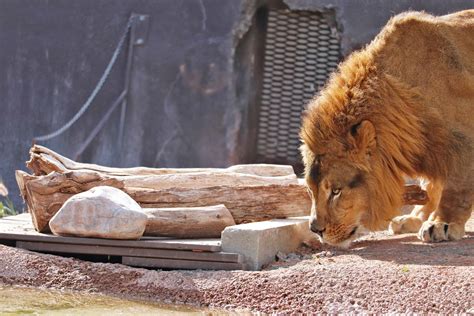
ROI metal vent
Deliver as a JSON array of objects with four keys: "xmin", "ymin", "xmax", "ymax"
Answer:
[{"xmin": 257, "ymin": 10, "xmax": 340, "ymax": 164}]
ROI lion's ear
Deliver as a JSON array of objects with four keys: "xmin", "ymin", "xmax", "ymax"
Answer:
[{"xmin": 350, "ymin": 120, "xmax": 376, "ymax": 154}]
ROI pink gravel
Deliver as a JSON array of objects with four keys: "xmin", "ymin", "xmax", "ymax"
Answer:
[{"xmin": 0, "ymin": 216, "xmax": 472, "ymax": 314}]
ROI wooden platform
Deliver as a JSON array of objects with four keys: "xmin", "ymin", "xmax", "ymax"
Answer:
[{"xmin": 0, "ymin": 214, "xmax": 244, "ymax": 270}]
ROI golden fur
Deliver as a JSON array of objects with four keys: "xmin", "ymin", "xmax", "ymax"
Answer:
[{"xmin": 300, "ymin": 10, "xmax": 474, "ymax": 246}]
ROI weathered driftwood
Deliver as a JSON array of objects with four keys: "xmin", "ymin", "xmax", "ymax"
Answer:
[
  {"xmin": 126, "ymin": 183, "xmax": 311, "ymax": 223},
  {"xmin": 27, "ymin": 145, "xmax": 295, "ymax": 177},
  {"xmin": 27, "ymin": 145, "xmax": 298, "ymax": 190},
  {"xmin": 120, "ymin": 172, "xmax": 297, "ymax": 190},
  {"xmin": 403, "ymin": 184, "xmax": 429, "ymax": 205},
  {"xmin": 143, "ymin": 204, "xmax": 235, "ymax": 238},
  {"xmin": 16, "ymin": 169, "xmax": 310, "ymax": 233}
]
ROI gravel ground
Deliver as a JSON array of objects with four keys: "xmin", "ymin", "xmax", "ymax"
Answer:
[{"xmin": 0, "ymin": 216, "xmax": 472, "ymax": 314}]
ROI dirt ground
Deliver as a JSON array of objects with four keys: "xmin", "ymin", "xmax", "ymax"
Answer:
[{"xmin": 0, "ymin": 216, "xmax": 472, "ymax": 314}]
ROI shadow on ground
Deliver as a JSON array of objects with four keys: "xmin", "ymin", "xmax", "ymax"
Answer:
[
  {"xmin": 347, "ymin": 232, "xmax": 474, "ymax": 267},
  {"xmin": 270, "ymin": 229, "xmax": 473, "ymax": 269}
]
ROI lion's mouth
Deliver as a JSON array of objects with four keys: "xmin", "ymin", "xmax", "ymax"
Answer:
[
  {"xmin": 349, "ymin": 226, "xmax": 358, "ymax": 237},
  {"xmin": 321, "ymin": 226, "xmax": 360, "ymax": 248}
]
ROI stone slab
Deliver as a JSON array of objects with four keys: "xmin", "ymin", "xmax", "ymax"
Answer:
[{"xmin": 221, "ymin": 216, "xmax": 314, "ymax": 270}]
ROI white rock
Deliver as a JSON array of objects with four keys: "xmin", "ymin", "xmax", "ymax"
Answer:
[{"xmin": 49, "ymin": 186, "xmax": 147, "ymax": 239}]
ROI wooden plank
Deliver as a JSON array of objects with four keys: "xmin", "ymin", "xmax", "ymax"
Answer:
[
  {"xmin": 16, "ymin": 241, "xmax": 241, "ymax": 263},
  {"xmin": 122, "ymin": 256, "xmax": 245, "ymax": 271},
  {"xmin": 0, "ymin": 214, "xmax": 222, "ymax": 252},
  {"xmin": 3, "ymin": 214, "xmax": 245, "ymax": 270},
  {"xmin": 2, "ymin": 233, "xmax": 222, "ymax": 251},
  {"xmin": 0, "ymin": 239, "xmax": 16, "ymax": 247}
]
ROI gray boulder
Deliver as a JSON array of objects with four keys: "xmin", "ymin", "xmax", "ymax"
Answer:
[{"xmin": 49, "ymin": 186, "xmax": 147, "ymax": 239}]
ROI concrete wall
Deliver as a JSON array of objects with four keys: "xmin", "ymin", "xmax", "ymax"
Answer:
[
  {"xmin": 1, "ymin": 0, "xmax": 253, "ymax": 208},
  {"xmin": 285, "ymin": 0, "xmax": 474, "ymax": 55},
  {"xmin": 1, "ymin": 0, "xmax": 473, "ymax": 209}
]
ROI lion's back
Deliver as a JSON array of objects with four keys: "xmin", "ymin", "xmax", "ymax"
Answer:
[{"xmin": 373, "ymin": 10, "xmax": 474, "ymax": 137}]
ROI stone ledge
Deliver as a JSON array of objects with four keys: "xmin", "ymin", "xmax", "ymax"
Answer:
[{"xmin": 221, "ymin": 216, "xmax": 314, "ymax": 270}]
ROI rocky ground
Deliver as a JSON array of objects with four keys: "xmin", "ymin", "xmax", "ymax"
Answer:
[{"xmin": 0, "ymin": 216, "xmax": 472, "ymax": 314}]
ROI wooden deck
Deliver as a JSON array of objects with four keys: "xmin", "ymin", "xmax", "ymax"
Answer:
[{"xmin": 0, "ymin": 214, "xmax": 244, "ymax": 270}]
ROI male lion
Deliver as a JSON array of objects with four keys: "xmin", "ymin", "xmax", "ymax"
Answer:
[{"xmin": 300, "ymin": 10, "xmax": 473, "ymax": 247}]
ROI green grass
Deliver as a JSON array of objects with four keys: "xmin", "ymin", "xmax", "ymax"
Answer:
[{"xmin": 0, "ymin": 198, "xmax": 16, "ymax": 218}]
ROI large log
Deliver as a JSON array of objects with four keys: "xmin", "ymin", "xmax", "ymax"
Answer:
[
  {"xmin": 126, "ymin": 182, "xmax": 311, "ymax": 223},
  {"xmin": 120, "ymin": 172, "xmax": 297, "ymax": 190},
  {"xmin": 27, "ymin": 146, "xmax": 298, "ymax": 190},
  {"xmin": 27, "ymin": 145, "xmax": 295, "ymax": 177},
  {"xmin": 403, "ymin": 184, "xmax": 429, "ymax": 205},
  {"xmin": 16, "ymin": 169, "xmax": 310, "ymax": 233},
  {"xmin": 143, "ymin": 205, "xmax": 236, "ymax": 238}
]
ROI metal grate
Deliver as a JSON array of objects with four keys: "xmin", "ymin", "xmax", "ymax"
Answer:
[{"xmin": 257, "ymin": 10, "xmax": 340, "ymax": 163}]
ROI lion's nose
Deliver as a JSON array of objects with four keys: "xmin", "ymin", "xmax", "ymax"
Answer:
[
  {"xmin": 312, "ymin": 227, "xmax": 326, "ymax": 237},
  {"xmin": 309, "ymin": 218, "xmax": 326, "ymax": 237}
]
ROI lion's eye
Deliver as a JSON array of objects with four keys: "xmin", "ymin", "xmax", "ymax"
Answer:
[{"xmin": 331, "ymin": 188, "xmax": 341, "ymax": 196}]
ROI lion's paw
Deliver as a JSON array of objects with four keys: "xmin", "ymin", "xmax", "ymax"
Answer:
[
  {"xmin": 389, "ymin": 215, "xmax": 423, "ymax": 234},
  {"xmin": 418, "ymin": 221, "xmax": 465, "ymax": 242}
]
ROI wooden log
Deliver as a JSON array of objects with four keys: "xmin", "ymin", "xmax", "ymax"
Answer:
[
  {"xmin": 403, "ymin": 184, "xmax": 429, "ymax": 205},
  {"xmin": 120, "ymin": 172, "xmax": 297, "ymax": 190},
  {"xmin": 127, "ymin": 184, "xmax": 312, "ymax": 223},
  {"xmin": 142, "ymin": 204, "xmax": 236, "ymax": 238},
  {"xmin": 15, "ymin": 169, "xmax": 308, "ymax": 233},
  {"xmin": 27, "ymin": 145, "xmax": 295, "ymax": 177}
]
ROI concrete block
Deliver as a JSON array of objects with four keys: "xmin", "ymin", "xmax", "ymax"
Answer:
[{"xmin": 221, "ymin": 216, "xmax": 313, "ymax": 270}]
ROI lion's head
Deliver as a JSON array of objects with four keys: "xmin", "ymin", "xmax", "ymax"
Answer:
[
  {"xmin": 299, "ymin": 49, "xmax": 424, "ymax": 247},
  {"xmin": 300, "ymin": 121, "xmax": 376, "ymax": 247}
]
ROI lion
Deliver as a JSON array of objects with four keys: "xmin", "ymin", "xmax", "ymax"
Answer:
[{"xmin": 300, "ymin": 10, "xmax": 474, "ymax": 247}]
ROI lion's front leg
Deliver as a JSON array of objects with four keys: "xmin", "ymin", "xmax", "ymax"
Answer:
[
  {"xmin": 390, "ymin": 214, "xmax": 423, "ymax": 234},
  {"xmin": 418, "ymin": 219, "xmax": 466, "ymax": 241},
  {"xmin": 390, "ymin": 180, "xmax": 443, "ymax": 234},
  {"xmin": 418, "ymin": 176, "xmax": 472, "ymax": 242}
]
